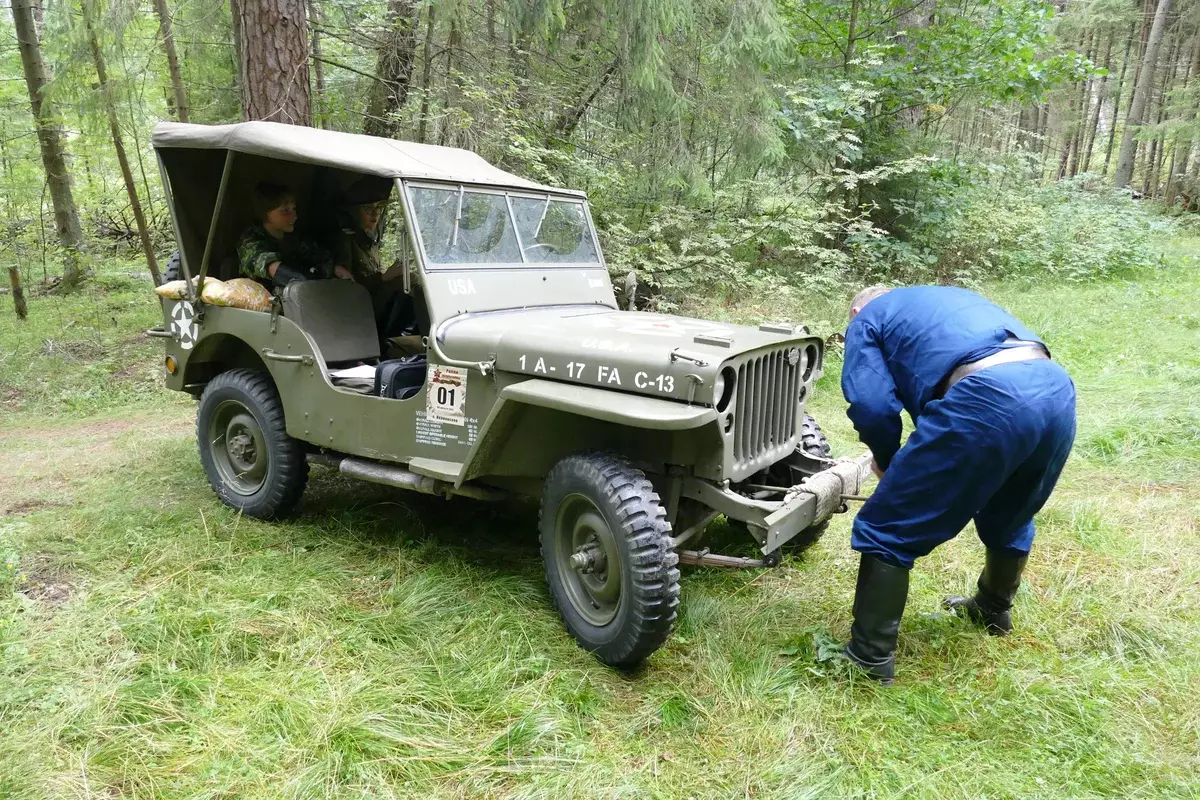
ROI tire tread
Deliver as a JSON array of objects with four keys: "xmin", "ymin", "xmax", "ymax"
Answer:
[
  {"xmin": 539, "ymin": 452, "xmax": 680, "ymax": 667},
  {"xmin": 196, "ymin": 368, "xmax": 308, "ymax": 519}
]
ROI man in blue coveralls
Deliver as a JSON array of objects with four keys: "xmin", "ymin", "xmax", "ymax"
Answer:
[{"xmin": 840, "ymin": 285, "xmax": 1076, "ymax": 684}]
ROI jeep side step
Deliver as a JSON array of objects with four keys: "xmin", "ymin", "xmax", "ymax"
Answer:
[{"xmin": 307, "ymin": 452, "xmax": 507, "ymax": 502}]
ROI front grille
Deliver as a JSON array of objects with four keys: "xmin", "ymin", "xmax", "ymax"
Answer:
[{"xmin": 732, "ymin": 347, "xmax": 802, "ymax": 473}]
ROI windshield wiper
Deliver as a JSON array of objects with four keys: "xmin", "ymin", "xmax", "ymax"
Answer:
[
  {"xmin": 533, "ymin": 194, "xmax": 551, "ymax": 239},
  {"xmin": 448, "ymin": 186, "xmax": 465, "ymax": 250}
]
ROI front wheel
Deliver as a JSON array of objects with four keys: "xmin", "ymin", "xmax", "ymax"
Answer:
[
  {"xmin": 540, "ymin": 453, "xmax": 680, "ymax": 667},
  {"xmin": 196, "ymin": 369, "xmax": 308, "ymax": 519}
]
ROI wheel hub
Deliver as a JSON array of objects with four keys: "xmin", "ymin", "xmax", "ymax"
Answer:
[
  {"xmin": 556, "ymin": 494, "xmax": 622, "ymax": 626},
  {"xmin": 208, "ymin": 401, "xmax": 269, "ymax": 496},
  {"xmin": 570, "ymin": 542, "xmax": 608, "ymax": 574},
  {"xmin": 227, "ymin": 432, "xmax": 256, "ymax": 465}
]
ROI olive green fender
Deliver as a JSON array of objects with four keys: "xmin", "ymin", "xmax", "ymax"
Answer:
[{"xmin": 455, "ymin": 378, "xmax": 718, "ymax": 487}]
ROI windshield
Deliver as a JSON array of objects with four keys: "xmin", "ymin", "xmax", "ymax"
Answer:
[{"xmin": 408, "ymin": 185, "xmax": 600, "ymax": 266}]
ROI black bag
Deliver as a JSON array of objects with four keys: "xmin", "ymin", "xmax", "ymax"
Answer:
[{"xmin": 374, "ymin": 354, "xmax": 427, "ymax": 399}]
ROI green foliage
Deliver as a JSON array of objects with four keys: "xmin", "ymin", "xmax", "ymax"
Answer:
[
  {"xmin": 597, "ymin": 153, "xmax": 1171, "ymax": 308},
  {"xmin": 0, "ymin": 0, "xmax": 1182, "ymax": 300},
  {"xmin": 894, "ymin": 168, "xmax": 1174, "ymax": 284}
]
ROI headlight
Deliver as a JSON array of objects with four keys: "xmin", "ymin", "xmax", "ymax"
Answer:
[{"xmin": 715, "ymin": 366, "xmax": 736, "ymax": 412}]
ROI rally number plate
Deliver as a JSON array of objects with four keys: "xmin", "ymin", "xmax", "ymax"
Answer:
[{"xmin": 427, "ymin": 364, "xmax": 467, "ymax": 425}]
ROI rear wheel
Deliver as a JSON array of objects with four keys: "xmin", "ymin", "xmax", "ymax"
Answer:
[
  {"xmin": 540, "ymin": 452, "xmax": 680, "ymax": 667},
  {"xmin": 197, "ymin": 369, "xmax": 308, "ymax": 519}
]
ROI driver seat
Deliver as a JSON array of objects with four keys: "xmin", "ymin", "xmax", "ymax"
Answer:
[{"xmin": 280, "ymin": 280, "xmax": 380, "ymax": 365}]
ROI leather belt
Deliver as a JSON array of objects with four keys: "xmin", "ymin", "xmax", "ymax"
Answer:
[{"xmin": 937, "ymin": 341, "xmax": 1049, "ymax": 398}]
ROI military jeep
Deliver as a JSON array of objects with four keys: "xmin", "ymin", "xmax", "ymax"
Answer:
[{"xmin": 148, "ymin": 121, "xmax": 869, "ymax": 667}]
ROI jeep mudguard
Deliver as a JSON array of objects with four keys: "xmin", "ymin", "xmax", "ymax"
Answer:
[{"xmin": 457, "ymin": 379, "xmax": 717, "ymax": 486}]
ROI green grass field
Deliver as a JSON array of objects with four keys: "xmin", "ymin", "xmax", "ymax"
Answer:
[{"xmin": 0, "ymin": 251, "xmax": 1197, "ymax": 799}]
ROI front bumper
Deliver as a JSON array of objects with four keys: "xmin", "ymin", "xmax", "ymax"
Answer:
[{"xmin": 681, "ymin": 452, "xmax": 873, "ymax": 554}]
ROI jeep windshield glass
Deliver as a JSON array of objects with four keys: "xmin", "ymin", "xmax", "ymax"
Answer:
[{"xmin": 408, "ymin": 185, "xmax": 599, "ymax": 266}]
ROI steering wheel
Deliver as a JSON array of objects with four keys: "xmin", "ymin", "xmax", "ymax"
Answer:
[{"xmin": 523, "ymin": 243, "xmax": 560, "ymax": 257}]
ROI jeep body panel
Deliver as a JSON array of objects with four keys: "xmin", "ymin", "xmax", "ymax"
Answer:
[
  {"xmin": 163, "ymin": 301, "xmax": 491, "ymax": 464},
  {"xmin": 436, "ymin": 306, "xmax": 824, "ymax": 406},
  {"xmin": 161, "ymin": 300, "xmax": 730, "ymax": 485}
]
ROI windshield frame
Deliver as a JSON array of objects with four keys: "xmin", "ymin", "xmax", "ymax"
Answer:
[{"xmin": 401, "ymin": 180, "xmax": 605, "ymax": 271}]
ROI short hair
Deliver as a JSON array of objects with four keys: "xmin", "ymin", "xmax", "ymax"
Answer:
[
  {"xmin": 253, "ymin": 181, "xmax": 294, "ymax": 219},
  {"xmin": 849, "ymin": 285, "xmax": 891, "ymax": 320}
]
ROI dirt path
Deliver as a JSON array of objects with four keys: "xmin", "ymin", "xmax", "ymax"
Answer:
[{"xmin": 0, "ymin": 406, "xmax": 194, "ymax": 515}]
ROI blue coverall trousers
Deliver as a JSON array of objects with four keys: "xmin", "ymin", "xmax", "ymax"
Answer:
[{"xmin": 851, "ymin": 359, "xmax": 1077, "ymax": 570}]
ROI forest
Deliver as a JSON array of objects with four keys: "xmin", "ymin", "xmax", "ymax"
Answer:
[{"xmin": 0, "ymin": 0, "xmax": 1194, "ymax": 301}]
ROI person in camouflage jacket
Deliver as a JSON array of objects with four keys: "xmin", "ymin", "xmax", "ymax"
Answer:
[{"xmin": 237, "ymin": 181, "xmax": 352, "ymax": 287}]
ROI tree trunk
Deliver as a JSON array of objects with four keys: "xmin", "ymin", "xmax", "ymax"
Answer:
[
  {"xmin": 551, "ymin": 59, "xmax": 618, "ymax": 140},
  {"xmin": 1038, "ymin": 103, "xmax": 1052, "ymax": 179},
  {"xmin": 1114, "ymin": 0, "xmax": 1174, "ymax": 188},
  {"xmin": 153, "ymin": 0, "xmax": 188, "ymax": 122},
  {"xmin": 1105, "ymin": 26, "xmax": 1137, "ymax": 176},
  {"xmin": 10, "ymin": 0, "xmax": 86, "ymax": 289},
  {"xmin": 309, "ymin": 0, "xmax": 327, "ymax": 128},
  {"xmin": 230, "ymin": 0, "xmax": 245, "ymax": 109},
  {"xmin": 844, "ymin": 0, "xmax": 859, "ymax": 72},
  {"xmin": 438, "ymin": 18, "xmax": 460, "ymax": 147},
  {"xmin": 8, "ymin": 268, "xmax": 28, "ymax": 320},
  {"xmin": 1167, "ymin": 34, "xmax": 1200, "ymax": 204},
  {"xmin": 1145, "ymin": 28, "xmax": 1182, "ymax": 196},
  {"xmin": 894, "ymin": 0, "xmax": 935, "ymax": 130},
  {"xmin": 510, "ymin": 31, "xmax": 532, "ymax": 113},
  {"xmin": 1082, "ymin": 35, "xmax": 1114, "ymax": 173},
  {"xmin": 1056, "ymin": 130, "xmax": 1072, "ymax": 179},
  {"xmin": 1067, "ymin": 31, "xmax": 1096, "ymax": 177},
  {"xmin": 363, "ymin": 0, "xmax": 418, "ymax": 138},
  {"xmin": 0, "ymin": 121, "xmax": 12, "ymax": 216},
  {"xmin": 233, "ymin": 0, "xmax": 312, "ymax": 125},
  {"xmin": 83, "ymin": 0, "xmax": 162, "ymax": 286},
  {"xmin": 416, "ymin": 3, "xmax": 436, "ymax": 143}
]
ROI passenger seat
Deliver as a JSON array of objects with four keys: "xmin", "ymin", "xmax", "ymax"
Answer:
[{"xmin": 280, "ymin": 280, "xmax": 380, "ymax": 366}]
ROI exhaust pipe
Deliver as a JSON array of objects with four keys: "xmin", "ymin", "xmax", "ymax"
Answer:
[{"xmin": 307, "ymin": 453, "xmax": 507, "ymax": 502}]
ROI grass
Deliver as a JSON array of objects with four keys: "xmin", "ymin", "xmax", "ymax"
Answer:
[{"xmin": 0, "ymin": 248, "xmax": 1198, "ymax": 798}]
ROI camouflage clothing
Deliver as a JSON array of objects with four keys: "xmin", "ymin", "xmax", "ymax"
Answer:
[
  {"xmin": 331, "ymin": 213, "xmax": 384, "ymax": 286},
  {"xmin": 237, "ymin": 225, "xmax": 335, "ymax": 282}
]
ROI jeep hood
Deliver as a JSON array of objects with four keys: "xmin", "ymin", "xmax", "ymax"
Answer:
[{"xmin": 437, "ymin": 305, "xmax": 822, "ymax": 404}]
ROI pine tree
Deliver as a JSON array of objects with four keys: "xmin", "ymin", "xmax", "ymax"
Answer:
[{"xmin": 10, "ymin": 0, "xmax": 87, "ymax": 289}]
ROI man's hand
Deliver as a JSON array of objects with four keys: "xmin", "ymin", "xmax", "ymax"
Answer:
[
  {"xmin": 871, "ymin": 459, "xmax": 885, "ymax": 480},
  {"xmin": 334, "ymin": 265, "xmax": 354, "ymax": 281}
]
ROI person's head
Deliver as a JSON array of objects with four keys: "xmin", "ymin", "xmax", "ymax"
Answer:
[
  {"xmin": 254, "ymin": 181, "xmax": 297, "ymax": 236},
  {"xmin": 341, "ymin": 177, "xmax": 391, "ymax": 234},
  {"xmin": 849, "ymin": 285, "xmax": 891, "ymax": 322},
  {"xmin": 354, "ymin": 201, "xmax": 385, "ymax": 234}
]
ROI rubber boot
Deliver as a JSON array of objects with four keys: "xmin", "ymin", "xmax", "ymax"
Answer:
[
  {"xmin": 843, "ymin": 554, "xmax": 910, "ymax": 686},
  {"xmin": 944, "ymin": 550, "xmax": 1029, "ymax": 635}
]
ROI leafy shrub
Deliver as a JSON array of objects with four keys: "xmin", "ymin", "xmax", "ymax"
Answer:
[
  {"xmin": 903, "ymin": 173, "xmax": 1173, "ymax": 283},
  {"xmin": 598, "ymin": 158, "xmax": 1174, "ymax": 307}
]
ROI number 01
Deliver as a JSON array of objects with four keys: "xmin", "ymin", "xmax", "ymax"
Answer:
[{"xmin": 436, "ymin": 386, "xmax": 456, "ymax": 406}]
